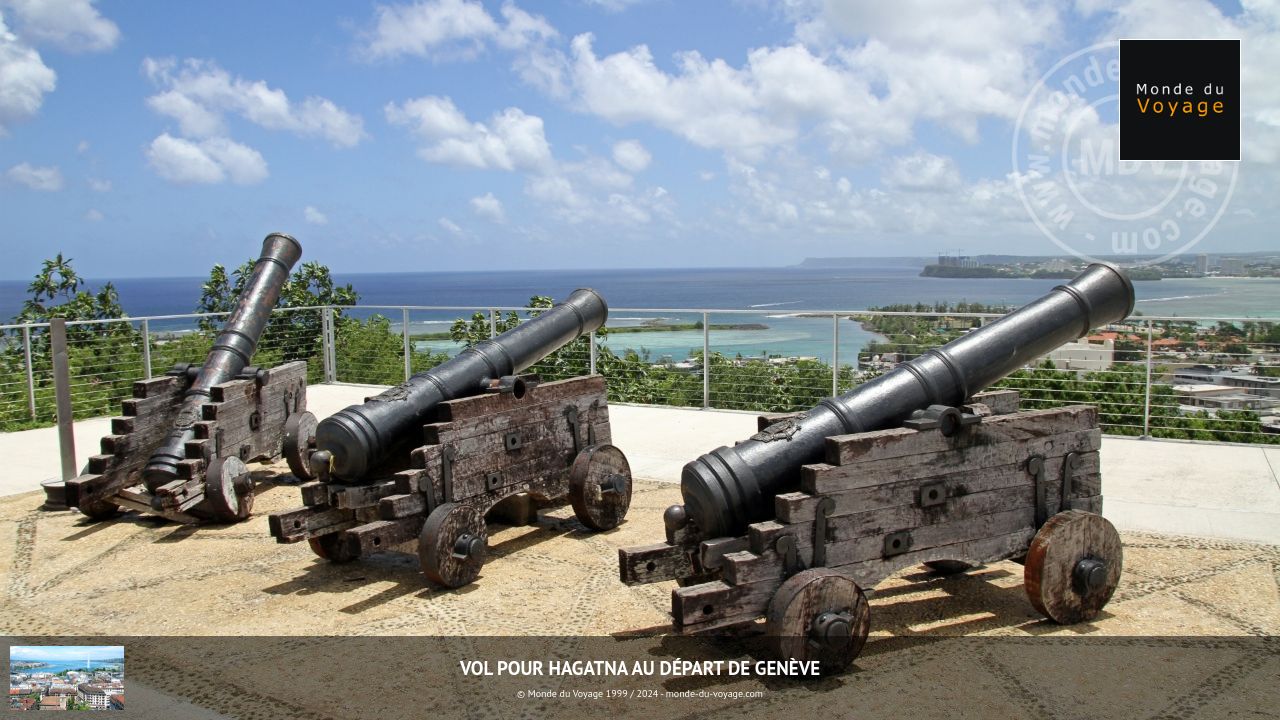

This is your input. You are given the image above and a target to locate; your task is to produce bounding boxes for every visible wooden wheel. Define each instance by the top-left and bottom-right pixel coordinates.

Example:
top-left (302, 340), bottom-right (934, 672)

top-left (924, 560), bottom-right (973, 575)
top-left (568, 444), bottom-right (632, 531)
top-left (766, 568), bottom-right (871, 674)
top-left (204, 456), bottom-right (254, 523)
top-left (283, 411), bottom-right (318, 480)
top-left (308, 533), bottom-right (356, 563)
top-left (1024, 510), bottom-right (1122, 624)
top-left (419, 502), bottom-right (487, 588)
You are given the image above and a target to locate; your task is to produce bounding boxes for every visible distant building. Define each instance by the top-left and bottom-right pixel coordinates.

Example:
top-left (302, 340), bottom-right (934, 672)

top-left (1174, 385), bottom-right (1278, 412)
top-left (1042, 258), bottom-right (1071, 272)
top-left (937, 254), bottom-right (979, 268)
top-left (1216, 372), bottom-right (1280, 398)
top-left (1196, 254), bottom-right (1209, 274)
top-left (1220, 257), bottom-right (1247, 275)
top-left (109, 695), bottom-right (125, 710)
top-left (39, 694), bottom-right (67, 710)
top-left (77, 684), bottom-right (111, 710)
top-left (1044, 338), bottom-right (1114, 372)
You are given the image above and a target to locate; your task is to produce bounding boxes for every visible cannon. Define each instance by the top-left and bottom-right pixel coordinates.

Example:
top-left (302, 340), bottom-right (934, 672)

top-left (54, 233), bottom-right (309, 524)
top-left (271, 289), bottom-right (634, 588)
top-left (144, 233), bottom-right (302, 488)
top-left (619, 263), bottom-right (1135, 672)
top-left (308, 288), bottom-right (610, 482)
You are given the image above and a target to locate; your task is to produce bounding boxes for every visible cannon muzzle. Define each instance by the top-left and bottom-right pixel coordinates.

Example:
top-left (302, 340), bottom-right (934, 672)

top-left (316, 288), bottom-right (608, 481)
top-left (143, 233), bottom-right (302, 488)
top-left (679, 263), bottom-right (1135, 538)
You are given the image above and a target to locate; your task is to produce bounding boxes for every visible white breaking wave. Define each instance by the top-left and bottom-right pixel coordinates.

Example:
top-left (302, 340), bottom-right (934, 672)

top-left (749, 301), bottom-right (802, 308)
top-left (1136, 291), bottom-right (1227, 303)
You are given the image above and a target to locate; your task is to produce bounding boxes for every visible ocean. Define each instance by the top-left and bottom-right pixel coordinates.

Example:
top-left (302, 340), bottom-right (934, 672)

top-left (2, 263), bottom-right (1277, 363)
top-left (9, 659), bottom-right (122, 674)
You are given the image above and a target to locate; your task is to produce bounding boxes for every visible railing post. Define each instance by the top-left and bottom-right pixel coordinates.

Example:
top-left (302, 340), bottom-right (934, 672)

top-left (1143, 319), bottom-right (1153, 438)
top-left (51, 319), bottom-right (76, 481)
top-left (141, 318), bottom-right (152, 379)
top-left (322, 307), bottom-right (336, 383)
top-left (589, 331), bottom-right (597, 375)
top-left (402, 308), bottom-right (412, 382)
top-left (832, 313), bottom-right (840, 396)
top-left (22, 325), bottom-right (36, 420)
top-left (489, 309), bottom-right (497, 338)
top-left (702, 312), bottom-right (710, 410)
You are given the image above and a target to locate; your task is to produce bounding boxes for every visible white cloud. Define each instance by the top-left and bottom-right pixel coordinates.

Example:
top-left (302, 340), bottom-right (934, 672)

top-left (470, 192), bottom-right (505, 222)
top-left (1092, 0), bottom-right (1280, 163)
top-left (584, 0), bottom-right (649, 11)
top-left (438, 216), bottom-right (465, 235)
top-left (76, 139), bottom-right (88, 152)
top-left (87, 176), bottom-right (110, 192)
top-left (883, 152), bottom-right (962, 192)
top-left (6, 161), bottom-right (62, 190)
top-left (385, 95), bottom-right (552, 171)
top-left (142, 57), bottom-right (366, 148)
top-left (568, 34), bottom-right (796, 152)
top-left (145, 133), bottom-right (267, 185)
top-left (611, 139), bottom-right (651, 172)
top-left (567, 153), bottom-right (632, 189)
top-left (0, 14), bottom-right (56, 135)
top-left (84, 208), bottom-right (102, 221)
top-left (0, 0), bottom-right (119, 53)
top-left (304, 205), bottom-right (328, 225)
top-left (360, 0), bottom-right (556, 60)
top-left (557, 1), bottom-right (1062, 160)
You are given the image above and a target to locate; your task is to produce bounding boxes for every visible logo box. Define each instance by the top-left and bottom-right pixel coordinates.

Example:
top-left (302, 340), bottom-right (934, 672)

top-left (1119, 39), bottom-right (1240, 161)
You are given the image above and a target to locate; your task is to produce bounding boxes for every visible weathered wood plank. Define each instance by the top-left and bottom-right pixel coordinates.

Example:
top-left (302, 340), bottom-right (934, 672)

top-left (672, 579), bottom-right (777, 633)
top-left (434, 375), bottom-right (605, 422)
top-left (970, 389), bottom-right (1020, 415)
top-left (618, 542), bottom-right (696, 585)
top-left (132, 375), bottom-right (183, 399)
top-left (780, 452), bottom-right (1101, 523)
top-left (379, 493), bottom-right (427, 519)
top-left (806, 426), bottom-right (1100, 495)
top-left (343, 517), bottom-right (425, 556)
top-left (329, 481), bottom-right (400, 510)
top-left (822, 404), bottom-right (1096, 468)
top-left (268, 506), bottom-right (355, 543)
top-left (724, 528), bottom-right (1037, 591)
top-left (299, 482), bottom-right (328, 506)
top-left (421, 392), bottom-right (609, 448)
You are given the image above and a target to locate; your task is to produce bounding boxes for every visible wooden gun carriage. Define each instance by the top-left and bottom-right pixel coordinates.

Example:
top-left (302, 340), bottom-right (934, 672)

top-left (48, 360), bottom-right (309, 524)
top-left (269, 374), bottom-right (632, 588)
top-left (619, 390), bottom-right (1122, 672)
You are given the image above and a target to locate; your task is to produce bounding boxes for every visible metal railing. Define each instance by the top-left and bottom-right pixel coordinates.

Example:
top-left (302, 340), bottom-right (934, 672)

top-left (1, 305), bottom-right (1277, 445)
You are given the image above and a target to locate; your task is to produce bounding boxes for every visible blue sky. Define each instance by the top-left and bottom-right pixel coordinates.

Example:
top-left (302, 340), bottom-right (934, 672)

top-left (0, 0), bottom-right (1275, 279)
top-left (10, 645), bottom-right (123, 662)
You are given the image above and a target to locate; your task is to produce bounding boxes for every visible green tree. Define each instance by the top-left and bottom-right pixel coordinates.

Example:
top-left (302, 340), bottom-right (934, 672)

top-left (3, 255), bottom-right (143, 428)
top-left (194, 260), bottom-right (360, 382)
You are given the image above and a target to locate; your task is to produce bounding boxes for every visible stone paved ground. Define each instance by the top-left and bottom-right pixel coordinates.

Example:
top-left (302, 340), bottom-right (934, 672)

top-left (1, 464), bottom-right (1276, 719)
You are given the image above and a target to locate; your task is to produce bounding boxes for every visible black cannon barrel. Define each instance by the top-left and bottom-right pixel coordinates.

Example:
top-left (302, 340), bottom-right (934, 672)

top-left (143, 233), bottom-right (303, 488)
top-left (680, 263), bottom-right (1136, 538)
top-left (317, 288), bottom-right (609, 481)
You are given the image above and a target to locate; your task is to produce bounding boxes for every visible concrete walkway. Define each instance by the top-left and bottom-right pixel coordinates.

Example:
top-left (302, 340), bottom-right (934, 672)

top-left (4, 383), bottom-right (1277, 544)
